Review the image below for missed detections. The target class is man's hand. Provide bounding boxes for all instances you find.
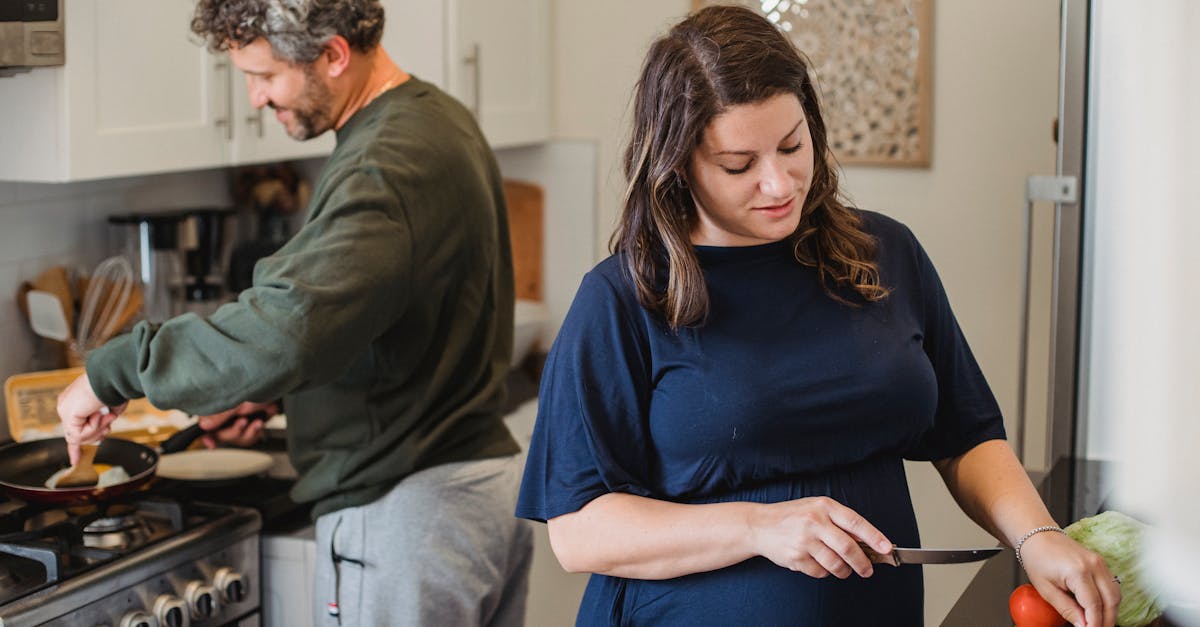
[56,372,127,465]
[196,401,279,448]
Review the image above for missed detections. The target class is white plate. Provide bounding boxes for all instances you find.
[157,449,274,481]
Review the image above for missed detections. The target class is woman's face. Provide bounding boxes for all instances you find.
[686,93,814,247]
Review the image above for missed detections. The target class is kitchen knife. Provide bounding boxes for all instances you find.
[858,542,1004,566]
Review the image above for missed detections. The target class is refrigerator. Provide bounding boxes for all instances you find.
[1032,0,1198,620]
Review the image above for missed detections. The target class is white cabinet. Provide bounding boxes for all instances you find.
[261,529,318,627]
[0,0,331,182]
[0,0,219,181]
[381,0,550,149]
[449,0,550,147]
[0,0,547,182]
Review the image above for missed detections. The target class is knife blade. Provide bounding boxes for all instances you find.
[858,542,1004,566]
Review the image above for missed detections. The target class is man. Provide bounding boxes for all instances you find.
[55,1,531,624]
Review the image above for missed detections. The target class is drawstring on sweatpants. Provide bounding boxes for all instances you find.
[328,516,366,625]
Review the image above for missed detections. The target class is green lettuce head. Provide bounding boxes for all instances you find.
[1064,511,1164,626]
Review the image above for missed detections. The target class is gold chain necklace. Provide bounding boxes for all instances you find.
[372,72,404,101]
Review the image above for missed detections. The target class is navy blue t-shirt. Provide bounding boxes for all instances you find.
[516,210,1006,626]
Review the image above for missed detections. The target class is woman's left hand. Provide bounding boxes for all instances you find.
[1018,530,1121,627]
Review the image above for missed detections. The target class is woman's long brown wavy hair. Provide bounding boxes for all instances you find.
[612,4,889,330]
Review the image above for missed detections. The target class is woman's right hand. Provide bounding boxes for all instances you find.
[750,496,893,579]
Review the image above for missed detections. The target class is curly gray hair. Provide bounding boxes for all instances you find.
[191,0,385,64]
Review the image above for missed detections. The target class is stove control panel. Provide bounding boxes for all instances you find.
[153,594,190,627]
[118,610,158,627]
[184,581,218,620]
[51,534,259,626]
[213,567,248,604]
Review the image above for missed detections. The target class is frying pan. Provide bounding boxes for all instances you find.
[0,437,158,504]
[0,412,271,504]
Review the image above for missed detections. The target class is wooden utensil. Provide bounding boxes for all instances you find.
[31,266,75,334]
[16,281,34,320]
[26,290,72,341]
[53,442,99,488]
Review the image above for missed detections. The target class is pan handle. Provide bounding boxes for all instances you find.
[159,412,269,454]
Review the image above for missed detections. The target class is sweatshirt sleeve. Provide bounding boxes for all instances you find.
[87,168,413,415]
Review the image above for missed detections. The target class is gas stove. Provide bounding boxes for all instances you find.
[0,493,260,626]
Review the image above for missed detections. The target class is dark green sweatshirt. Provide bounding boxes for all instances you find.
[88,76,518,518]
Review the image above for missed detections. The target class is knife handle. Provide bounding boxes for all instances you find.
[858,541,900,567]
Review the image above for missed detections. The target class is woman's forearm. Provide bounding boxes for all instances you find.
[933,439,1057,547]
[546,491,892,581]
[547,492,762,580]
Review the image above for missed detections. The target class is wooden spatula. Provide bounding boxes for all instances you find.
[55,443,100,487]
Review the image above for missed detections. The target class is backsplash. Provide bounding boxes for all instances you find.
[0,141,597,442]
[0,164,294,440]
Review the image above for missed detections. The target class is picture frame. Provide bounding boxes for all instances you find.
[691,0,933,167]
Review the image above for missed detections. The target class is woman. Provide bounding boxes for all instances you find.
[517,5,1119,625]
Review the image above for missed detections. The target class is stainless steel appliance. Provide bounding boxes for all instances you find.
[108,208,237,323]
[0,495,261,626]
[0,0,64,73]
[178,208,237,317]
[108,212,187,324]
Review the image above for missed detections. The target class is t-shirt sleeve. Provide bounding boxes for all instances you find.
[516,267,656,523]
[899,226,1008,461]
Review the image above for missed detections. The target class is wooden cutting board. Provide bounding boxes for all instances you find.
[503,179,544,302]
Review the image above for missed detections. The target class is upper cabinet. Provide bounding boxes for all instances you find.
[381,0,550,148]
[0,0,548,183]
[451,0,551,147]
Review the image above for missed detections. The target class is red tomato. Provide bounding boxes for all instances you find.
[1009,584,1066,627]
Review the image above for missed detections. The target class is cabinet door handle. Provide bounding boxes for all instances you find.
[214,58,234,140]
[462,43,482,119]
[245,109,264,138]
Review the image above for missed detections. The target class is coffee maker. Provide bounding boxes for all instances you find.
[108,208,236,322]
[178,207,236,312]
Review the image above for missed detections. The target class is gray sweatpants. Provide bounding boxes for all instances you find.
[313,454,533,626]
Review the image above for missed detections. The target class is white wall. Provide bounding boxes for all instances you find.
[548,1,1060,624]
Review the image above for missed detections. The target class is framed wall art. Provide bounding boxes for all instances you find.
[691,0,933,167]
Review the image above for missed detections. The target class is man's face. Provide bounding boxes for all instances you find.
[228,39,334,140]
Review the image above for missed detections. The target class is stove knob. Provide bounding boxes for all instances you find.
[184,581,219,620]
[153,594,190,627]
[213,567,248,604]
[118,611,158,627]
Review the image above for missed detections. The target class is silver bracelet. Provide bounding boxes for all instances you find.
[1014,525,1066,567]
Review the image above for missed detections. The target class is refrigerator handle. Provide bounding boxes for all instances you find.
[1018,175,1078,467]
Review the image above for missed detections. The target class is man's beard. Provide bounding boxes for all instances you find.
[276,66,334,140]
